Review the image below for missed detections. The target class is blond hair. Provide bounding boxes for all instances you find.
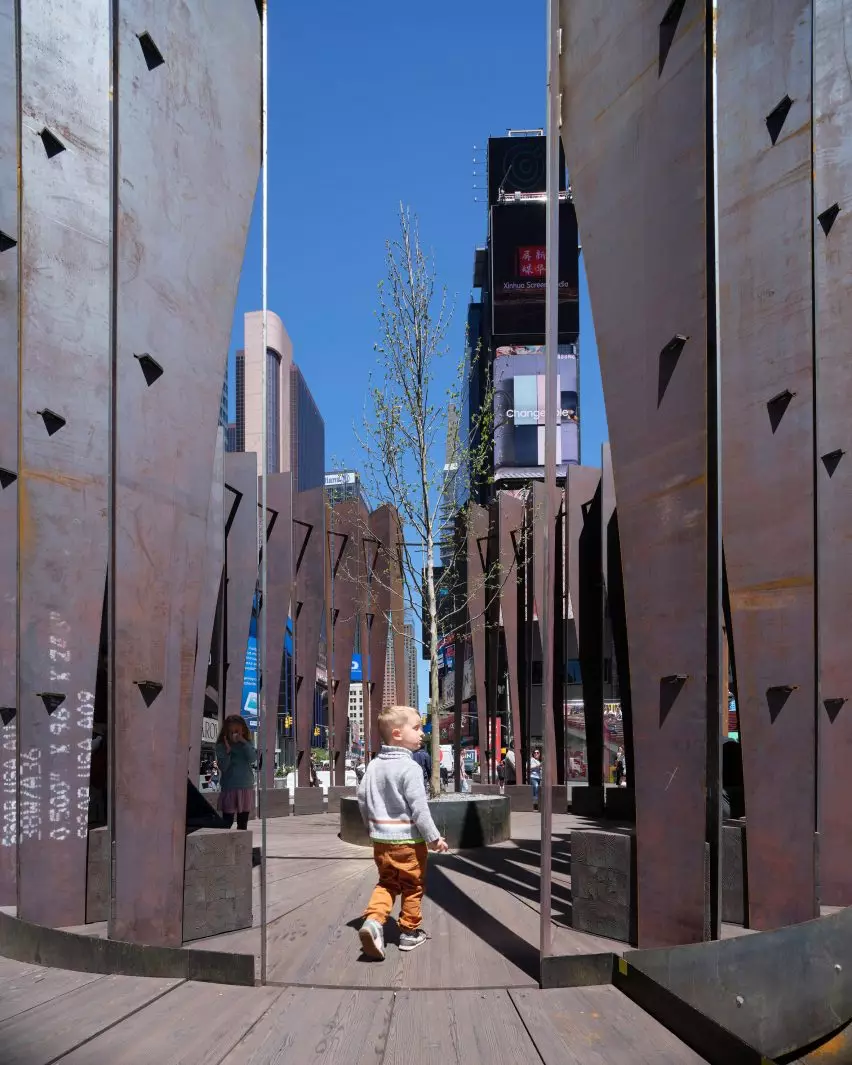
[377,705,420,743]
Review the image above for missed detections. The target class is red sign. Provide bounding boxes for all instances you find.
[516,246,547,278]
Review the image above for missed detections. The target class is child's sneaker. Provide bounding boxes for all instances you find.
[398,928,428,952]
[358,918,385,960]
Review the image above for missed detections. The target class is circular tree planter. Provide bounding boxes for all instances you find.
[340,794,511,850]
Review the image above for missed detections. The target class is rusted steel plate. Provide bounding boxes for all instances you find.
[189,429,225,783]
[260,472,292,791]
[561,0,709,946]
[328,500,365,784]
[0,0,17,906]
[498,492,525,775]
[366,506,403,755]
[486,501,501,784]
[467,505,489,778]
[814,0,852,906]
[717,0,817,928]
[111,0,259,946]
[566,466,603,787]
[293,487,325,787]
[16,1,111,927]
[531,482,563,783]
[223,453,258,719]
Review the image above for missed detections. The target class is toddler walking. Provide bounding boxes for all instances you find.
[357,705,448,959]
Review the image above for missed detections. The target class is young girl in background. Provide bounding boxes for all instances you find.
[215,715,257,830]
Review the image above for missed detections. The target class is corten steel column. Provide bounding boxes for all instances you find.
[486,502,501,785]
[261,472,292,791]
[0,0,17,906]
[532,482,562,785]
[560,0,712,946]
[467,505,490,781]
[17,1,110,927]
[110,1,260,946]
[717,0,818,928]
[293,486,325,787]
[814,0,852,906]
[567,467,604,789]
[366,505,403,754]
[498,492,525,777]
[223,453,259,720]
[328,500,364,785]
[453,638,465,790]
[189,428,225,782]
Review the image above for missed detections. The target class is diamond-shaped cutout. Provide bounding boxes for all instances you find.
[659,0,687,76]
[822,449,845,477]
[819,203,841,236]
[138,31,165,71]
[38,692,66,716]
[39,128,66,159]
[0,468,16,489]
[38,408,66,436]
[0,707,15,727]
[766,95,793,146]
[135,680,163,708]
[135,352,164,386]
[0,230,16,253]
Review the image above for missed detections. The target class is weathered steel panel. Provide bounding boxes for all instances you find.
[366,506,403,755]
[111,0,260,946]
[560,0,709,946]
[467,505,489,778]
[223,453,258,720]
[17,0,110,926]
[0,0,18,906]
[814,0,852,906]
[531,483,563,783]
[486,501,501,784]
[260,472,292,791]
[293,486,325,787]
[189,429,225,782]
[498,492,525,776]
[717,0,817,928]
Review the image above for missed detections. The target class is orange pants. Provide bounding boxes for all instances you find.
[363,842,428,932]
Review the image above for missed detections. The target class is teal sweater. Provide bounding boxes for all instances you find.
[215,740,257,791]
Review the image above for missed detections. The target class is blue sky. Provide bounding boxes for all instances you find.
[229,2,608,711]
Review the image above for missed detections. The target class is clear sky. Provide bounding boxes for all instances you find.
[228,2,609,711]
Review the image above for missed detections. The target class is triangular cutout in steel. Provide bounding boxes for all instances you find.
[138,31,165,71]
[819,203,841,236]
[39,128,66,159]
[134,352,164,386]
[39,692,66,716]
[767,389,795,433]
[0,230,16,253]
[822,449,845,477]
[767,684,797,722]
[659,0,687,76]
[658,334,688,407]
[135,680,163,708]
[825,697,847,723]
[39,409,66,436]
[0,707,15,727]
[766,95,793,146]
[0,468,16,489]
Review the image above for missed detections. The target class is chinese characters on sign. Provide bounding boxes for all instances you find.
[517,246,547,278]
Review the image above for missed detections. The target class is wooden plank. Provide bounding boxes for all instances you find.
[219,987,394,1065]
[0,967,103,1023]
[0,975,182,1065]
[383,990,541,1064]
[511,986,705,1065]
[57,981,282,1065]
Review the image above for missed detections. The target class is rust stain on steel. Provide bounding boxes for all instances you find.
[16,1,111,927]
[814,0,852,907]
[223,452,258,720]
[293,486,325,787]
[111,0,260,946]
[188,429,225,783]
[498,492,524,777]
[467,505,490,780]
[717,0,817,929]
[0,0,17,906]
[327,500,366,785]
[366,506,403,756]
[260,472,292,791]
[561,0,710,946]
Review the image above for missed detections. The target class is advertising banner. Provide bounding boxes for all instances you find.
[241,633,258,728]
[490,200,579,341]
[493,344,579,480]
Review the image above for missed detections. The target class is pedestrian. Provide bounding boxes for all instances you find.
[503,747,517,786]
[355,759,366,783]
[412,736,432,793]
[215,715,257,830]
[356,706,449,960]
[615,745,626,788]
[529,747,542,807]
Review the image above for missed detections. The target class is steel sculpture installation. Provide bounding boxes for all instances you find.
[293,486,325,786]
[498,492,525,784]
[223,453,259,720]
[366,505,404,755]
[0,0,17,908]
[467,504,490,783]
[260,472,292,792]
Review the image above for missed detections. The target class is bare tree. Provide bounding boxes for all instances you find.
[356,205,494,795]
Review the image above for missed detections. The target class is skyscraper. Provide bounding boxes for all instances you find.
[233,311,293,475]
[404,620,419,710]
[290,364,325,492]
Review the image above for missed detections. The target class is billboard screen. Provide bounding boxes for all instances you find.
[487,135,566,207]
[490,200,579,342]
[493,344,579,481]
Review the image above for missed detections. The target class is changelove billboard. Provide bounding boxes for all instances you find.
[493,345,579,481]
[490,199,579,342]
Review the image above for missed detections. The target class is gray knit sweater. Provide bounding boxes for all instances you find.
[357,745,441,844]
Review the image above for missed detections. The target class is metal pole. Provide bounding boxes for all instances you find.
[258,0,269,986]
[539,0,560,965]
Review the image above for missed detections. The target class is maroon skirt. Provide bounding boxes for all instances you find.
[218,787,254,814]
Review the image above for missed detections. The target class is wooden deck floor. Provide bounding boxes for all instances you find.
[186,811,629,988]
